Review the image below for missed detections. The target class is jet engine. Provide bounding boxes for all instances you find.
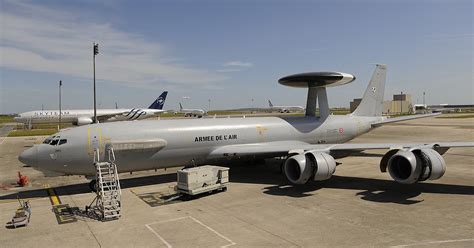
[283,152,336,184]
[73,117,93,126]
[380,148,446,184]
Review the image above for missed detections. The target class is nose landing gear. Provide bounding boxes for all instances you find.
[88,179,97,192]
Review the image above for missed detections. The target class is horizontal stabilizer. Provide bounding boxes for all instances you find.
[372,113,441,126]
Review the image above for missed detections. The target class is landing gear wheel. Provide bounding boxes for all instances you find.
[88,179,97,192]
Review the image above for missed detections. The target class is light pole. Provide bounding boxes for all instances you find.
[208,99,211,111]
[93,43,99,123]
[400,91,403,114]
[59,80,62,130]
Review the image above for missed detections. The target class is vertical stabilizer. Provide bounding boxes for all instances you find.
[179,102,183,111]
[268,100,274,108]
[148,91,168,109]
[352,64,386,116]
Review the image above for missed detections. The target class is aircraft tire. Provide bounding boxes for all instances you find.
[89,179,97,192]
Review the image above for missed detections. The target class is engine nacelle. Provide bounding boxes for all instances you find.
[382,148,446,184]
[284,152,337,184]
[73,117,93,126]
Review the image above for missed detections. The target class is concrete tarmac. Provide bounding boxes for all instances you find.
[0,115,473,247]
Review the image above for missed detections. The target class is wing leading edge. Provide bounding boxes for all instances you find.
[208,140,474,159]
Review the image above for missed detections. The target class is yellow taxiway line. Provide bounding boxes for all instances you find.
[44,184,61,206]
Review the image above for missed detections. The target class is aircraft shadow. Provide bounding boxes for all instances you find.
[0,173,176,201]
[226,162,474,205]
[1,162,472,206]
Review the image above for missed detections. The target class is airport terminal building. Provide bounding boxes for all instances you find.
[350,93,413,115]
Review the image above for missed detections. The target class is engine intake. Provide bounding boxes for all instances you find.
[382,148,446,184]
[284,152,336,184]
[73,117,93,126]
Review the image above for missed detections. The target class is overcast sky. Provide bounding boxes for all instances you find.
[1,0,472,114]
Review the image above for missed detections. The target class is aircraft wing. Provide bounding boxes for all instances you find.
[96,109,165,122]
[209,141,313,158]
[96,113,124,122]
[208,140,474,158]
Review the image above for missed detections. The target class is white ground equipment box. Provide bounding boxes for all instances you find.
[177,166,229,196]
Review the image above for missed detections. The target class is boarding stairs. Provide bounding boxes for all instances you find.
[92,146,122,221]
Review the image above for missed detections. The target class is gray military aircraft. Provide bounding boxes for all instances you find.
[19,65,473,189]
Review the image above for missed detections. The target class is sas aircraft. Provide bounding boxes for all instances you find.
[14,91,168,126]
[268,100,305,113]
[19,65,473,189]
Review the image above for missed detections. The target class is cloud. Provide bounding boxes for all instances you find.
[218,60,253,73]
[223,61,254,67]
[0,1,227,88]
[216,68,242,73]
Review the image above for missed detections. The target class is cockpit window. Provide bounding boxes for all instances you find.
[43,135,56,144]
[43,135,65,146]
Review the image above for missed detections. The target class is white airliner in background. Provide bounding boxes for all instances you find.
[176,102,206,118]
[14,91,168,126]
[268,100,304,113]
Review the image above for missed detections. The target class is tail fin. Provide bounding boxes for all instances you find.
[352,64,386,117]
[268,100,273,108]
[148,91,168,109]
[179,102,183,110]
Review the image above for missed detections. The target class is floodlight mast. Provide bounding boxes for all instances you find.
[93,43,99,123]
[59,80,62,130]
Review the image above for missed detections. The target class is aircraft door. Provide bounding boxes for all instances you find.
[88,128,104,159]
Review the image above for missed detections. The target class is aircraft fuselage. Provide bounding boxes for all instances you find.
[19,115,377,176]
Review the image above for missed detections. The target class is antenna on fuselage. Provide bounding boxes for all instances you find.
[278,72,356,120]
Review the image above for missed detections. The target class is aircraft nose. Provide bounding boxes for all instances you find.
[19,146,38,167]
